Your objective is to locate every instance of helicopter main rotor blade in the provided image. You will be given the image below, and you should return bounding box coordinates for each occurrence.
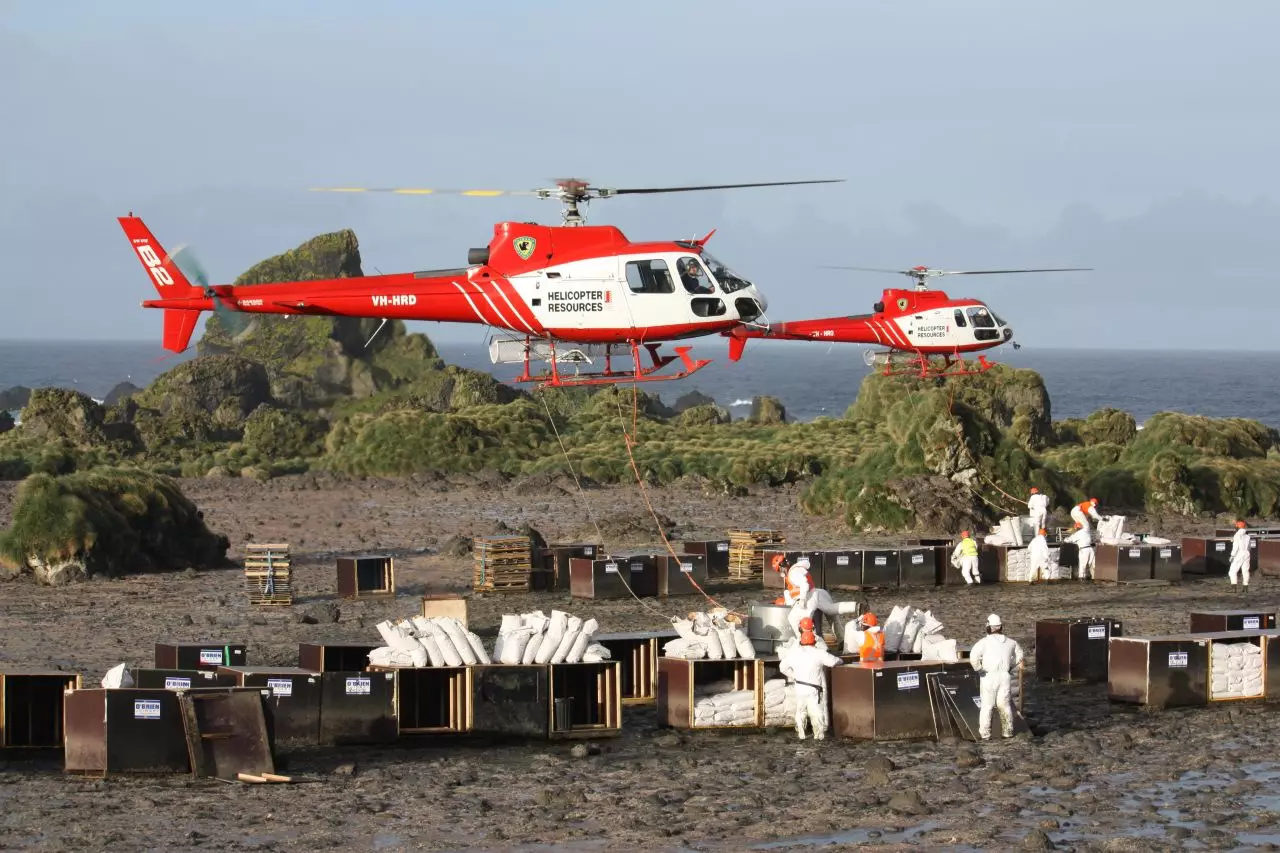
[610,179,844,195]
[938,268,1094,275]
[308,187,540,196]
[817,266,912,274]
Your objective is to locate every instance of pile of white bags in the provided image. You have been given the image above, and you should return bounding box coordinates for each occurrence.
[845,604,962,663]
[691,679,758,726]
[1001,547,1064,582]
[1211,641,1264,699]
[1097,516,1130,545]
[102,662,134,688]
[664,610,755,661]
[492,609,609,666]
[369,616,492,668]
[763,677,797,726]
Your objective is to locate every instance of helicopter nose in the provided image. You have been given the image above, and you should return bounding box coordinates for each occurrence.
[753,291,768,313]
[1002,326,1013,341]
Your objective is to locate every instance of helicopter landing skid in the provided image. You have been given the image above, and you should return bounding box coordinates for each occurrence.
[864,349,997,378]
[512,339,712,388]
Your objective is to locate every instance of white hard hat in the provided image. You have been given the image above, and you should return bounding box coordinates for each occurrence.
[987,613,1002,628]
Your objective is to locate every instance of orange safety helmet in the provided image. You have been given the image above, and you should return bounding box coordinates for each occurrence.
[798,616,815,632]
[960,530,970,538]
[1236,520,1247,528]
[799,629,817,646]
[1074,522,1082,529]
[770,553,787,573]
[1038,528,1047,536]
[1030,487,1039,494]
[1090,497,1099,505]
[862,612,878,627]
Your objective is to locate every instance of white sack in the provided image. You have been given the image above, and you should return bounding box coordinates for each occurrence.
[521,631,544,665]
[500,628,534,665]
[102,662,134,689]
[550,628,580,664]
[419,634,446,667]
[426,622,464,666]
[499,614,523,635]
[733,628,756,659]
[702,627,725,660]
[440,618,478,665]
[581,643,612,663]
[716,626,739,660]
[465,630,491,665]
[566,630,592,663]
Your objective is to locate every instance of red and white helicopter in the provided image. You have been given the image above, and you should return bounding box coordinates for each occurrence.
[725,264,1091,377]
[119,177,843,388]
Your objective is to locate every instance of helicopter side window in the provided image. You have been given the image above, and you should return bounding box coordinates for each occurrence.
[625,259,675,294]
[677,257,714,295]
[967,307,995,328]
[954,309,967,328]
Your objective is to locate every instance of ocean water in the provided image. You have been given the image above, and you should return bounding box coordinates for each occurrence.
[1,339,1278,429]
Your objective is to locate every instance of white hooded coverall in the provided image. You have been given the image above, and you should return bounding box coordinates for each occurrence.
[952,539,981,584]
[1027,533,1051,582]
[778,644,841,739]
[1229,527,1253,586]
[1065,527,1095,579]
[1027,492,1049,534]
[785,560,860,638]
[969,632,1025,739]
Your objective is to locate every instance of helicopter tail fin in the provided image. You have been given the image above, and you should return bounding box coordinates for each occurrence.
[119,215,206,353]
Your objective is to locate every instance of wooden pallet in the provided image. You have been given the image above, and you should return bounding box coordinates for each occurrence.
[244,543,293,605]
[473,535,533,592]
[726,528,785,579]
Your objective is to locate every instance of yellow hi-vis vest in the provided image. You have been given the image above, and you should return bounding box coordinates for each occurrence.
[959,537,978,557]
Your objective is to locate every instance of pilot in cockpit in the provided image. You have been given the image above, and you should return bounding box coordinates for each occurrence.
[678,258,713,294]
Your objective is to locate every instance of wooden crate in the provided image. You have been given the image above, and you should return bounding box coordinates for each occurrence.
[658,658,763,728]
[337,555,396,600]
[244,543,292,606]
[727,528,785,579]
[473,535,533,592]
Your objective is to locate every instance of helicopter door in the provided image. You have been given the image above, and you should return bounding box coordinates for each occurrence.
[676,256,727,322]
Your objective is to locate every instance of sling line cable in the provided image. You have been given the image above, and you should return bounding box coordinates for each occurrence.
[535,388,674,621]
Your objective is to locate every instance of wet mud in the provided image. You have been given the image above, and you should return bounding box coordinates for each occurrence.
[1,475,1278,852]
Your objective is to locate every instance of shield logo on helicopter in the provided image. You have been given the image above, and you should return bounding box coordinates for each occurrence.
[513,236,536,260]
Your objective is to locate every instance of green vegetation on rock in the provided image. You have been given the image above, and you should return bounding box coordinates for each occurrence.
[0,467,229,584]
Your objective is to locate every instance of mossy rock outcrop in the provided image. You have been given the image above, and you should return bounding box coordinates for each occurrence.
[15,388,141,453]
[0,467,229,584]
[126,354,272,454]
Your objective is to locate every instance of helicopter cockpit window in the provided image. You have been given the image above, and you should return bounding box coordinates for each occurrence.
[677,257,714,294]
[954,309,968,328]
[967,306,996,328]
[625,259,675,294]
[699,250,751,294]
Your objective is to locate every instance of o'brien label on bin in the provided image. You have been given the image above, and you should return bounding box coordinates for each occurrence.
[345,677,371,695]
[583,547,594,556]
[1160,549,1172,558]
[1168,652,1189,668]
[267,678,293,697]
[897,672,920,690]
[1128,549,1141,558]
[134,700,161,719]
[199,649,223,665]
[874,557,887,566]
[912,554,924,564]
[716,543,728,552]
[1244,617,1261,630]
[836,556,849,565]
[604,562,618,574]
[680,562,693,573]
[164,677,191,689]
[630,562,644,572]
[1087,625,1106,640]
[1216,542,1227,551]
[972,696,983,707]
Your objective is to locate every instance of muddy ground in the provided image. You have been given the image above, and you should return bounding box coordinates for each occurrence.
[1,474,1278,852]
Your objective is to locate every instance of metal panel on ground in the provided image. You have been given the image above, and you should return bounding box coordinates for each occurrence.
[217,667,322,748]
[926,670,1030,740]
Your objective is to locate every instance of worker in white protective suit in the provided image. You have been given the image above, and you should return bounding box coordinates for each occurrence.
[969,613,1025,741]
[1065,522,1095,581]
[783,557,863,642]
[1027,487,1049,535]
[1070,497,1103,532]
[1229,520,1254,593]
[1027,528,1052,583]
[951,530,981,585]
[779,621,842,740]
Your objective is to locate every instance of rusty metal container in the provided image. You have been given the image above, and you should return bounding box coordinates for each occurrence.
[1257,537,1280,577]
[898,547,937,586]
[1152,544,1183,582]
[539,543,600,591]
[656,554,708,597]
[133,669,237,691]
[679,540,730,578]
[371,665,468,735]
[154,643,246,672]
[1095,544,1154,583]
[63,688,192,775]
[336,554,396,599]
[217,666,322,748]
[1,672,80,748]
[657,658,761,729]
[594,630,678,704]
[1108,635,1209,708]
[317,670,397,745]
[468,662,620,739]
[830,660,968,740]
[1035,617,1123,682]
[822,549,864,589]
[297,642,377,672]
[1189,610,1277,633]
[610,550,661,598]
[569,556,635,599]
[861,549,900,587]
[1181,537,1245,576]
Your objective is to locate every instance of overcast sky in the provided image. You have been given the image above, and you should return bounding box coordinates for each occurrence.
[3,1,1279,350]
